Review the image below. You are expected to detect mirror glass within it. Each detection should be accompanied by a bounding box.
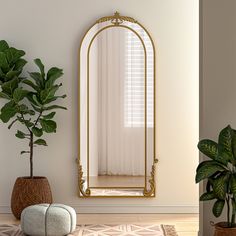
[79,12,156,197]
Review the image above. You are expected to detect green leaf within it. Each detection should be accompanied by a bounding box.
[43,94,66,104]
[20,151,30,155]
[5,47,25,66]
[34,139,47,146]
[0,40,9,52]
[14,58,27,71]
[206,180,212,192]
[44,105,67,111]
[198,139,218,160]
[0,67,5,78]
[26,122,34,128]
[18,104,28,112]
[15,130,26,139]
[25,121,34,128]
[13,88,28,102]
[18,104,35,116]
[200,191,216,201]
[195,160,226,183]
[232,130,236,161]
[43,112,56,119]
[17,116,34,127]
[0,101,17,122]
[25,110,35,115]
[58,94,66,99]
[1,77,19,95]
[26,92,40,106]
[22,79,39,92]
[40,119,57,133]
[231,175,236,199]
[40,85,59,103]
[213,173,229,200]
[46,67,63,88]
[32,127,43,137]
[218,125,234,163]
[28,72,44,88]
[8,118,18,129]
[32,94,42,107]
[213,200,225,217]
[0,92,11,99]
[31,104,41,113]
[0,52,9,71]
[34,58,45,78]
[5,70,20,80]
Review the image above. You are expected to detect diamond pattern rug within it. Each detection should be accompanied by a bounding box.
[70,224,178,236]
[0,224,178,236]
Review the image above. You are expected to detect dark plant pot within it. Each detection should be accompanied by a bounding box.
[214,222,236,236]
[11,176,53,219]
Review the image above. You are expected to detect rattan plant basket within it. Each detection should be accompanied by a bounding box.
[214,222,236,236]
[11,176,53,219]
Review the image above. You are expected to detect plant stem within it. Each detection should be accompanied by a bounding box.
[34,110,42,127]
[231,198,236,227]
[20,112,34,178]
[20,109,42,178]
[29,131,33,178]
[231,213,235,227]
[20,113,31,133]
[227,196,230,227]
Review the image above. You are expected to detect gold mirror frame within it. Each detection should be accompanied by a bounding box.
[78,12,158,198]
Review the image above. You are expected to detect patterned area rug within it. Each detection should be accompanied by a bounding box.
[70,224,178,236]
[0,224,24,236]
[0,224,178,236]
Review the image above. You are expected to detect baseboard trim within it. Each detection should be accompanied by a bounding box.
[0,204,199,214]
[198,231,202,236]
[0,206,11,214]
[72,204,199,214]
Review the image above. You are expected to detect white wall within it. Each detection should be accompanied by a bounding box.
[201,0,236,235]
[0,0,199,213]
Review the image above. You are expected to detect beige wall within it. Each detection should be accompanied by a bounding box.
[201,0,236,235]
[0,0,199,213]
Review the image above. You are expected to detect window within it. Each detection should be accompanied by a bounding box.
[124,24,154,128]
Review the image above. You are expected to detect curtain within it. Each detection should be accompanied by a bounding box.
[96,27,145,176]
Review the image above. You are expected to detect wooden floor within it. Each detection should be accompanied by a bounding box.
[89,175,146,188]
[0,213,199,236]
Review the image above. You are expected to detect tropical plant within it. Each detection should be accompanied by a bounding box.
[197,125,236,227]
[0,40,67,178]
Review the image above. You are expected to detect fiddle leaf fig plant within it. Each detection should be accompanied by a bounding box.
[197,125,236,228]
[0,40,67,178]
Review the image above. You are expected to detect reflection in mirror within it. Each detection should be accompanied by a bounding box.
[78,12,157,197]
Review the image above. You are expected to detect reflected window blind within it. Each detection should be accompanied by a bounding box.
[124,25,154,128]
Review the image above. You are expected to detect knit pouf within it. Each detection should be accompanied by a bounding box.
[21,204,76,236]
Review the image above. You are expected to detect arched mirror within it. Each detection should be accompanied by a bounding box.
[78,12,157,197]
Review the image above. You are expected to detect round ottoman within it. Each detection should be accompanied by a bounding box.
[21,204,76,236]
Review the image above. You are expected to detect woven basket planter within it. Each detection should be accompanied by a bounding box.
[11,176,53,219]
[214,222,236,236]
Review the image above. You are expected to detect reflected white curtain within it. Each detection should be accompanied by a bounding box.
[97,27,145,176]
